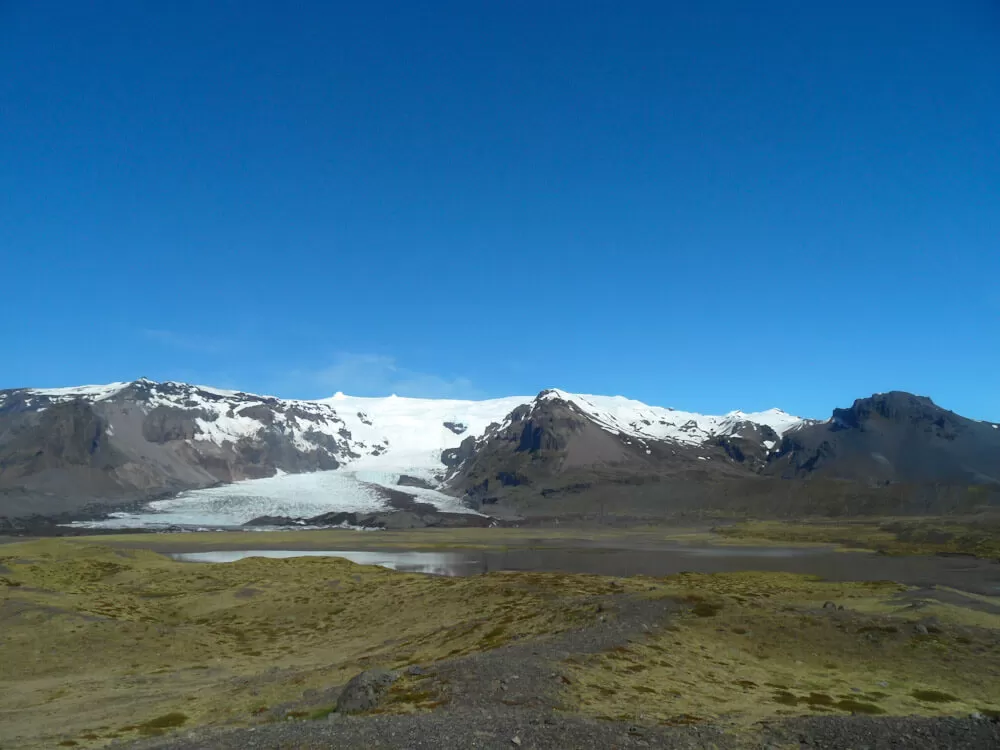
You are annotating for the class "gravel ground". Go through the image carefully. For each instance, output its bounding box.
[766,715,1000,749]
[118,711,1000,749]
[119,594,1000,750]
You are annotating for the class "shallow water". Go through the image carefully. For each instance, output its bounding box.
[171,545,1000,596]
[172,549,479,576]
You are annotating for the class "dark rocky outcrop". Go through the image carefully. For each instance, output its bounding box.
[443,421,467,435]
[243,507,491,530]
[141,406,215,443]
[336,669,399,714]
[443,391,1000,520]
[765,392,1000,485]
[397,474,435,489]
[441,435,481,468]
[714,423,780,470]
[444,394,747,509]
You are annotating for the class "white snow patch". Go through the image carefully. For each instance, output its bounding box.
[539,390,807,447]
[28,382,131,402]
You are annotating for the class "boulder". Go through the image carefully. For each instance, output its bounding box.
[335,668,399,714]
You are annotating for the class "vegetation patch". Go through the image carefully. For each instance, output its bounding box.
[563,571,1000,726]
[911,689,958,703]
[3,536,1000,748]
[690,600,722,617]
[121,712,190,737]
[716,518,1000,560]
[834,699,886,715]
[0,539,641,749]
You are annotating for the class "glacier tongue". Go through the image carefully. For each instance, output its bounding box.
[70,469,481,529]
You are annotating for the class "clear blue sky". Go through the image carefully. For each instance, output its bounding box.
[2,1,998,420]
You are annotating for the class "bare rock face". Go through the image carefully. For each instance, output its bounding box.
[335,668,399,714]
[445,395,679,504]
[142,406,213,443]
[441,435,481,468]
[443,390,1000,516]
[714,422,780,470]
[0,380,376,517]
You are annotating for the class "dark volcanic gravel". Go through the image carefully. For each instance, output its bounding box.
[119,712,1000,749]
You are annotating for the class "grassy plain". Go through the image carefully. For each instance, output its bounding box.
[2,528,999,748]
[716,516,1000,559]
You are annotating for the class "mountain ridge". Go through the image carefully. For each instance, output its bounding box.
[1,379,998,524]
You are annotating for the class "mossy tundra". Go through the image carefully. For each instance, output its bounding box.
[563,571,1000,725]
[1,537,999,748]
[716,516,1000,559]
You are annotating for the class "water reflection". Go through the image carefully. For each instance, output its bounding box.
[172,544,829,577]
[171,549,478,576]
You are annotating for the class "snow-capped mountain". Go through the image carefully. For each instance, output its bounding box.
[0,378,808,523]
[0,379,807,479]
[1,378,997,525]
[527,389,805,445]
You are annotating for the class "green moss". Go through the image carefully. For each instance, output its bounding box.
[135,712,188,736]
[479,625,507,647]
[307,705,337,720]
[805,693,834,706]
[858,625,899,634]
[660,714,703,726]
[835,699,885,715]
[717,519,1000,560]
[691,601,722,617]
[911,689,957,703]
